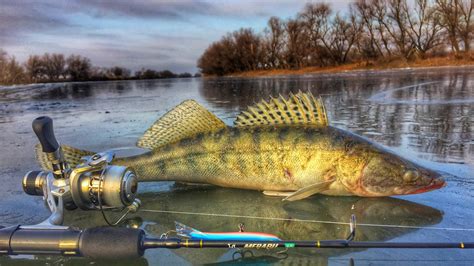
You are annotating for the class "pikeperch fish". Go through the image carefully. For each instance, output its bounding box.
[36,92,445,201]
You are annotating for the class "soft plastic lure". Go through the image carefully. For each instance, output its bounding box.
[175,222,281,241]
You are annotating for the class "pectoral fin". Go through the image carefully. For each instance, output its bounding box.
[283,179,335,201]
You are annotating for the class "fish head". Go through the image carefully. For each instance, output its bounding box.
[358,152,445,196]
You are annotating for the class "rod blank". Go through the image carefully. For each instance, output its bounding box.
[142,238,474,250]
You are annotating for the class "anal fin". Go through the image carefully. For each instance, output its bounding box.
[263,191,294,197]
[283,178,335,201]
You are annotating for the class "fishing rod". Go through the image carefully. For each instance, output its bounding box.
[1,217,473,259]
[1,116,473,260]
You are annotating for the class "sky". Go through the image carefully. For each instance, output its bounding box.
[0,1,349,73]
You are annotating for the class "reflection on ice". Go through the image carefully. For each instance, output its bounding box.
[368,81,474,104]
[64,185,443,264]
[198,70,473,165]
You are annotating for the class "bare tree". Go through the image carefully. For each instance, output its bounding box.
[284,18,308,68]
[195,0,472,75]
[0,50,8,83]
[0,49,26,85]
[198,35,238,75]
[322,13,361,64]
[262,17,285,69]
[406,0,443,57]
[3,49,186,83]
[457,0,473,51]
[374,0,415,59]
[43,53,66,80]
[353,0,386,60]
[298,3,332,66]
[7,57,25,84]
[436,0,462,53]
[25,55,45,82]
[109,66,131,79]
[66,55,91,81]
[371,0,396,57]
[232,28,263,71]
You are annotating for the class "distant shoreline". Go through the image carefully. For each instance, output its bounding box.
[0,76,200,90]
[224,56,474,78]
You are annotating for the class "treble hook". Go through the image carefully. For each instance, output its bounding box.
[232,249,254,260]
[276,248,289,259]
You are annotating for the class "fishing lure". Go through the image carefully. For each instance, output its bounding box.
[175,222,281,241]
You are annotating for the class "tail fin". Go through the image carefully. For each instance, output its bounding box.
[175,221,201,238]
[35,143,95,171]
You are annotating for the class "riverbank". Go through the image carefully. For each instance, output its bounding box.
[227,55,474,78]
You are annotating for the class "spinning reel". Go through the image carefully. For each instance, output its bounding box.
[22,116,140,226]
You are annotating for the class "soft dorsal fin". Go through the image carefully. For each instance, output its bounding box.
[234,91,328,128]
[137,100,226,149]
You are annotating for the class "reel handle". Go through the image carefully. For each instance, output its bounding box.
[32,116,60,153]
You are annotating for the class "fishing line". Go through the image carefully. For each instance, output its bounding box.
[140,209,474,232]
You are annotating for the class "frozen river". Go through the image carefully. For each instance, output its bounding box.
[0,67,473,265]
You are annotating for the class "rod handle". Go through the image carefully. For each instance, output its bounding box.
[32,116,60,153]
[80,227,145,259]
[0,226,145,259]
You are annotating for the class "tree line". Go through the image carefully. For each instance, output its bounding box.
[198,0,474,75]
[0,50,200,86]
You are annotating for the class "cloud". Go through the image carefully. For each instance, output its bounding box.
[74,0,216,20]
[0,1,72,43]
[0,0,352,73]
[73,0,303,20]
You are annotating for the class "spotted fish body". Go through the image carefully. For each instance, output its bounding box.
[36,92,445,200]
[118,126,363,195]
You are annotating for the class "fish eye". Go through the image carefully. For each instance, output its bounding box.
[403,170,419,182]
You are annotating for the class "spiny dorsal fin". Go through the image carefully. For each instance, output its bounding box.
[234,91,328,128]
[35,143,94,171]
[137,100,226,149]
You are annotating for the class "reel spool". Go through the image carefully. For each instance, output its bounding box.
[22,155,138,210]
[22,116,140,225]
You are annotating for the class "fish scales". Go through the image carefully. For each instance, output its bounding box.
[116,126,350,192]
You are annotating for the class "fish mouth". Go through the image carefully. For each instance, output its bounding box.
[407,178,446,195]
